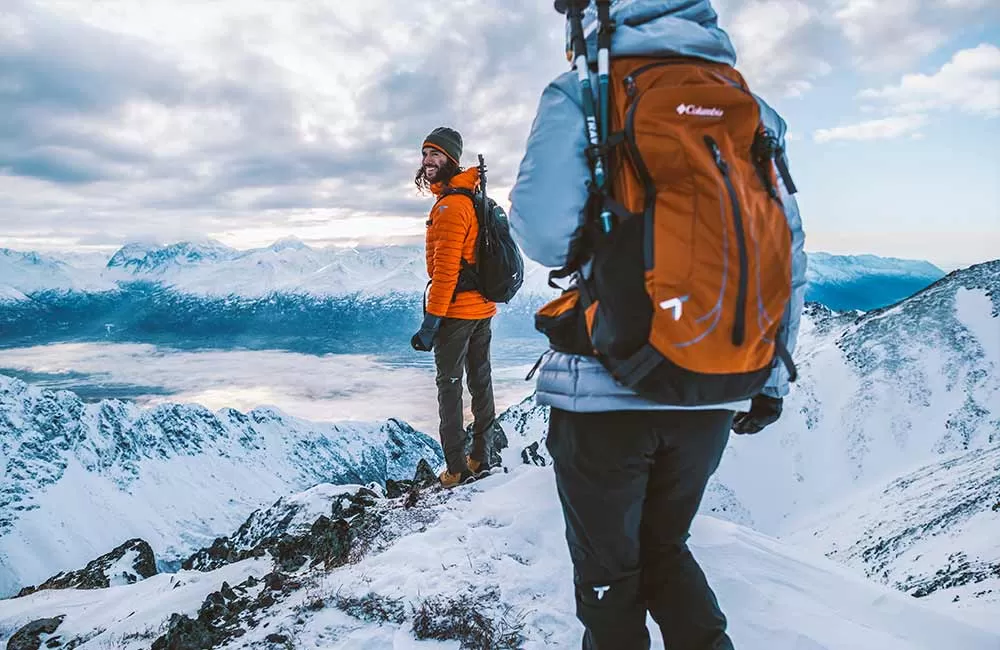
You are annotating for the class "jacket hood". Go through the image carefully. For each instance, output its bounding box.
[432,167,480,197]
[571,0,736,66]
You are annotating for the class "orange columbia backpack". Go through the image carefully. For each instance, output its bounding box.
[535,56,798,406]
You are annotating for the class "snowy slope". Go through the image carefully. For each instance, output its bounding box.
[98,244,943,304]
[504,263,998,528]
[0,467,996,649]
[495,260,1000,615]
[705,261,996,532]
[787,443,1000,632]
[103,239,437,297]
[0,374,443,598]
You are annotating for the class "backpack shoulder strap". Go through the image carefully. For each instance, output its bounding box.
[437,187,480,298]
[441,187,477,202]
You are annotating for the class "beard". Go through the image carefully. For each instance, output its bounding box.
[423,162,444,183]
[415,158,460,192]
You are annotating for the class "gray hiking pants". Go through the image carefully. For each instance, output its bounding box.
[433,317,496,474]
[547,408,736,650]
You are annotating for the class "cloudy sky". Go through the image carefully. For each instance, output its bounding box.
[1,0,998,269]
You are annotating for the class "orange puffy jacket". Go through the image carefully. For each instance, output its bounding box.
[424,167,498,320]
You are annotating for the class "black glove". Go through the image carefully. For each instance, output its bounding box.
[732,394,783,435]
[410,314,442,352]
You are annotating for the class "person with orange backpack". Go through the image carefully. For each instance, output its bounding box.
[412,127,513,488]
[509,1,806,648]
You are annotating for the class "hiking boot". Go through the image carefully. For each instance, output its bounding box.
[439,468,474,489]
[467,456,490,475]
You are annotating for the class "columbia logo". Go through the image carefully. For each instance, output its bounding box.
[676,103,724,117]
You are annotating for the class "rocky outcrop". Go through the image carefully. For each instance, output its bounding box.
[16,539,156,597]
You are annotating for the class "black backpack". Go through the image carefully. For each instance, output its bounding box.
[443,186,524,304]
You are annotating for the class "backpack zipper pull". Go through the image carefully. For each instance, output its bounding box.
[705,136,727,173]
[624,76,637,98]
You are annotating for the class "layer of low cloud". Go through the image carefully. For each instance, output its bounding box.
[0,342,538,433]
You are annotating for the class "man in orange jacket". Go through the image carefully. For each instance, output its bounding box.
[411,127,499,488]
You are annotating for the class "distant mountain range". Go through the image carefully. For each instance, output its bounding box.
[0,241,947,353]
[804,252,945,311]
[2,239,943,306]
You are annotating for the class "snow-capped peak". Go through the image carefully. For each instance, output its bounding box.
[106,239,240,273]
[266,237,311,253]
[805,251,944,283]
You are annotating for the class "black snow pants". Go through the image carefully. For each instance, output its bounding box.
[546,407,736,650]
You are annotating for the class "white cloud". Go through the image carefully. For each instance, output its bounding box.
[813,114,928,143]
[859,44,1000,116]
[835,0,945,69]
[939,0,992,8]
[833,0,998,70]
[3,0,996,259]
[716,0,834,98]
[0,0,566,250]
[815,44,999,145]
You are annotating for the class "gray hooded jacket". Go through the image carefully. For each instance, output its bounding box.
[508,0,807,413]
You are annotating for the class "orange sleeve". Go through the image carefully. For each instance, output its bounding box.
[426,196,473,317]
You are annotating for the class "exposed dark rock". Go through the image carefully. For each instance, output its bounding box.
[521,441,547,467]
[181,537,244,572]
[151,612,224,650]
[7,617,65,650]
[16,539,156,597]
[412,459,437,488]
[151,574,261,650]
[264,572,285,592]
[464,422,509,470]
[385,478,410,499]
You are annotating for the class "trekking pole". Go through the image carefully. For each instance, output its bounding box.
[554,0,611,233]
[478,154,488,233]
[595,0,613,234]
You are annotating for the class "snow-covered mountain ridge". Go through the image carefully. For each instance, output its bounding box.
[787,442,1000,631]
[0,467,996,649]
[1,240,943,307]
[497,259,1000,620]
[0,374,443,598]
[1,240,556,300]
[0,243,950,354]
